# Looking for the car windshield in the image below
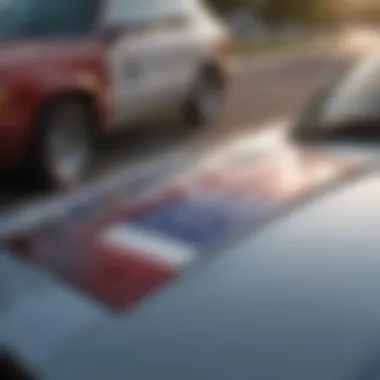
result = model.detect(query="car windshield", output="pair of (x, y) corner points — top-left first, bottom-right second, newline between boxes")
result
(0, 0), (99, 38)
(292, 51), (380, 143)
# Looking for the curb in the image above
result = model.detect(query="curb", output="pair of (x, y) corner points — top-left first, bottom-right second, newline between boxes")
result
(230, 39), (347, 72)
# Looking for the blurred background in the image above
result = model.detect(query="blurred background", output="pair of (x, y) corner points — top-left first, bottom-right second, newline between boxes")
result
(1, 0), (380, 211)
(216, 0), (380, 51)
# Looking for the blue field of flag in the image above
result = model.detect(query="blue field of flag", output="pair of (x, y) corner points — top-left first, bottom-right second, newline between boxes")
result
(128, 188), (276, 249)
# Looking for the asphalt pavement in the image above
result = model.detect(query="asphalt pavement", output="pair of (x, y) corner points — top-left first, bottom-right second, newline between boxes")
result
(0, 46), (358, 214)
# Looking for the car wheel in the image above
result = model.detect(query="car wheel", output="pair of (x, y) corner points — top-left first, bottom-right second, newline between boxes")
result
(183, 68), (225, 128)
(28, 100), (95, 189)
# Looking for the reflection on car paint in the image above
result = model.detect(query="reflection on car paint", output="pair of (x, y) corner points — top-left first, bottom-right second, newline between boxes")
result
(129, 189), (272, 248)
(2, 145), (366, 310)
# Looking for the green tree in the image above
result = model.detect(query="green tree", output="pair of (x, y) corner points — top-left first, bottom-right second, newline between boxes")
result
(206, 0), (237, 14)
(206, 0), (328, 24)
(261, 0), (320, 23)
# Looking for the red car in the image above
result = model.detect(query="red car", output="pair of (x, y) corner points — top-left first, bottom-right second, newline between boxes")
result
(0, 0), (231, 188)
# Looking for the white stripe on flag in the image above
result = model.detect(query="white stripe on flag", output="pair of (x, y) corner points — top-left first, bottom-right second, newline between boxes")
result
(101, 224), (197, 267)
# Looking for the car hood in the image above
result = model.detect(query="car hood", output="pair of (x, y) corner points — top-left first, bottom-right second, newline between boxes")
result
(0, 124), (374, 310)
(45, 170), (380, 380)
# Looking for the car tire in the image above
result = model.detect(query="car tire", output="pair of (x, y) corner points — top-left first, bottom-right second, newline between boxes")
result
(183, 67), (225, 128)
(27, 99), (95, 190)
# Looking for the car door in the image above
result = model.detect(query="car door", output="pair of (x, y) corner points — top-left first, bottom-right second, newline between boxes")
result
(137, 0), (202, 114)
(103, 0), (159, 128)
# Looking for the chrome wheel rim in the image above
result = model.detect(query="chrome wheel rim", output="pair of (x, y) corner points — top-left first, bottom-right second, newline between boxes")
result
(46, 108), (91, 186)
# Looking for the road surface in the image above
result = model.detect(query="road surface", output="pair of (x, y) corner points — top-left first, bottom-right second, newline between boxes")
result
(0, 47), (358, 213)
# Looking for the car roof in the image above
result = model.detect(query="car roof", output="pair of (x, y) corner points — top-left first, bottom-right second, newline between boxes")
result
(40, 169), (380, 380)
